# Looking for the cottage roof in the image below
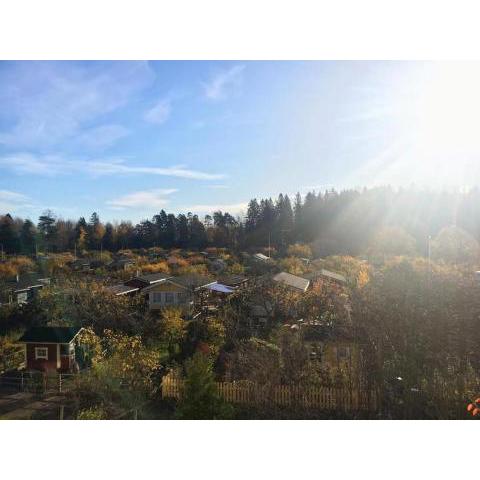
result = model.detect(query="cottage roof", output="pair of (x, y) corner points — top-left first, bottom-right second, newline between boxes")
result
(253, 253), (271, 261)
(105, 284), (139, 295)
(136, 272), (171, 284)
(217, 274), (247, 287)
(273, 271), (310, 292)
(18, 326), (82, 344)
(170, 274), (216, 290)
(8, 273), (50, 292)
(206, 283), (234, 294)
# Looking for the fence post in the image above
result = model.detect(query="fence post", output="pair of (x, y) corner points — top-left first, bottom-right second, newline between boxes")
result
(59, 374), (62, 393)
(59, 405), (64, 420)
(133, 409), (138, 420)
(21, 372), (24, 390)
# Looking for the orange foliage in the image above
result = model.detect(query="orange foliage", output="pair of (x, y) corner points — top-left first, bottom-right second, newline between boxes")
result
(141, 261), (170, 274)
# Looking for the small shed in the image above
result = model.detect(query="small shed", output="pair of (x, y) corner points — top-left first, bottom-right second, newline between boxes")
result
(18, 326), (83, 372)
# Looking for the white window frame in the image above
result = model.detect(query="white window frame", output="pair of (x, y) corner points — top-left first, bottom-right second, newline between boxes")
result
(35, 347), (48, 360)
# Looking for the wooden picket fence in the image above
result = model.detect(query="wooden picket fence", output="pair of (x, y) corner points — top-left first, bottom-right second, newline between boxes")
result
(162, 374), (378, 412)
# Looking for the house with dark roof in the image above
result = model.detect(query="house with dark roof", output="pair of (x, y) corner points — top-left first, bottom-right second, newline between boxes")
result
(217, 274), (248, 289)
(272, 271), (310, 292)
(107, 257), (136, 271)
(105, 284), (140, 296)
(2, 273), (51, 304)
(18, 326), (83, 372)
(124, 272), (171, 290)
(141, 274), (216, 311)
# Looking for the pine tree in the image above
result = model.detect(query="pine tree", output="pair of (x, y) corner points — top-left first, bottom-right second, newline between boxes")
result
(37, 210), (57, 252)
(0, 214), (18, 254)
(20, 219), (36, 254)
(176, 352), (233, 419)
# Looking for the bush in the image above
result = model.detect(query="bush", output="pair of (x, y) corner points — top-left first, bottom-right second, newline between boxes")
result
(176, 352), (233, 420)
(76, 406), (107, 420)
(287, 243), (312, 259)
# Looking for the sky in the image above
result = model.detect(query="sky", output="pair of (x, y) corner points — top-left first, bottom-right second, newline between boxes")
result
(1, 60), (480, 223)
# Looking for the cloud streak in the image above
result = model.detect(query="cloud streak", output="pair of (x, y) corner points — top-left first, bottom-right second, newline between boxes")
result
(203, 65), (245, 101)
(0, 153), (226, 180)
(144, 97), (171, 124)
(0, 190), (33, 212)
(107, 189), (177, 210)
(0, 61), (154, 149)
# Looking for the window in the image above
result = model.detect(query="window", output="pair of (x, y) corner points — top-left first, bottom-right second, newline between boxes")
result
(35, 347), (48, 360)
(164, 292), (174, 305)
(152, 292), (163, 304)
(17, 292), (28, 304)
(177, 292), (187, 304)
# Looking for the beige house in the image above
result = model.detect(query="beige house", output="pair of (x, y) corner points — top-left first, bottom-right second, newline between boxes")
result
(142, 274), (216, 311)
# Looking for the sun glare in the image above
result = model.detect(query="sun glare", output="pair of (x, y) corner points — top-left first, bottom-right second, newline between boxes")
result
(416, 63), (480, 155)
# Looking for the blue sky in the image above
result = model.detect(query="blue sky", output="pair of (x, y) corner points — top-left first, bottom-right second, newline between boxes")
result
(1, 61), (480, 222)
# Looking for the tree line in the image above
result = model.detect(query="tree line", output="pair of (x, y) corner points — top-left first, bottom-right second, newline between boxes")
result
(2, 186), (480, 256)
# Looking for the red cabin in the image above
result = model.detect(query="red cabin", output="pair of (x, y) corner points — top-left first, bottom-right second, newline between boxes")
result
(18, 327), (83, 373)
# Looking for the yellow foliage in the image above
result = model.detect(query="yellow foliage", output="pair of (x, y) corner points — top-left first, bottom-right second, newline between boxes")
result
(229, 262), (245, 274)
(279, 256), (308, 276)
(0, 256), (35, 279)
(177, 264), (209, 275)
(141, 261), (170, 274)
(188, 255), (206, 265)
(287, 243), (312, 259)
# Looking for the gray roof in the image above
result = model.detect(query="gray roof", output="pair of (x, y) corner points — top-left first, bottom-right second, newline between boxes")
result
(169, 274), (216, 290)
(273, 272), (310, 292)
(105, 284), (139, 295)
(7, 273), (50, 292)
(254, 253), (271, 261)
(136, 273), (171, 284)
(217, 274), (248, 287)
(302, 269), (347, 283)
(319, 269), (346, 283)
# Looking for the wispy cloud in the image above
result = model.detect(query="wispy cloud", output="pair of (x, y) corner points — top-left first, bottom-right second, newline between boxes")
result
(0, 153), (226, 180)
(107, 189), (177, 210)
(207, 184), (230, 189)
(203, 65), (245, 101)
(183, 202), (248, 215)
(144, 97), (171, 125)
(0, 190), (34, 212)
(0, 61), (154, 149)
(77, 124), (130, 150)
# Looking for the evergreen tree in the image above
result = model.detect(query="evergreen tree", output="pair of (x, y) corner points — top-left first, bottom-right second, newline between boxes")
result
(0, 214), (18, 254)
(20, 219), (36, 254)
(37, 210), (57, 252)
(103, 222), (116, 251)
(175, 352), (233, 419)
(88, 212), (105, 250)
(189, 215), (208, 249)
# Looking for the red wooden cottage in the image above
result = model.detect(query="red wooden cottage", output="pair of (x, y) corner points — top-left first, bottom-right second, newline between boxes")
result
(18, 326), (83, 373)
